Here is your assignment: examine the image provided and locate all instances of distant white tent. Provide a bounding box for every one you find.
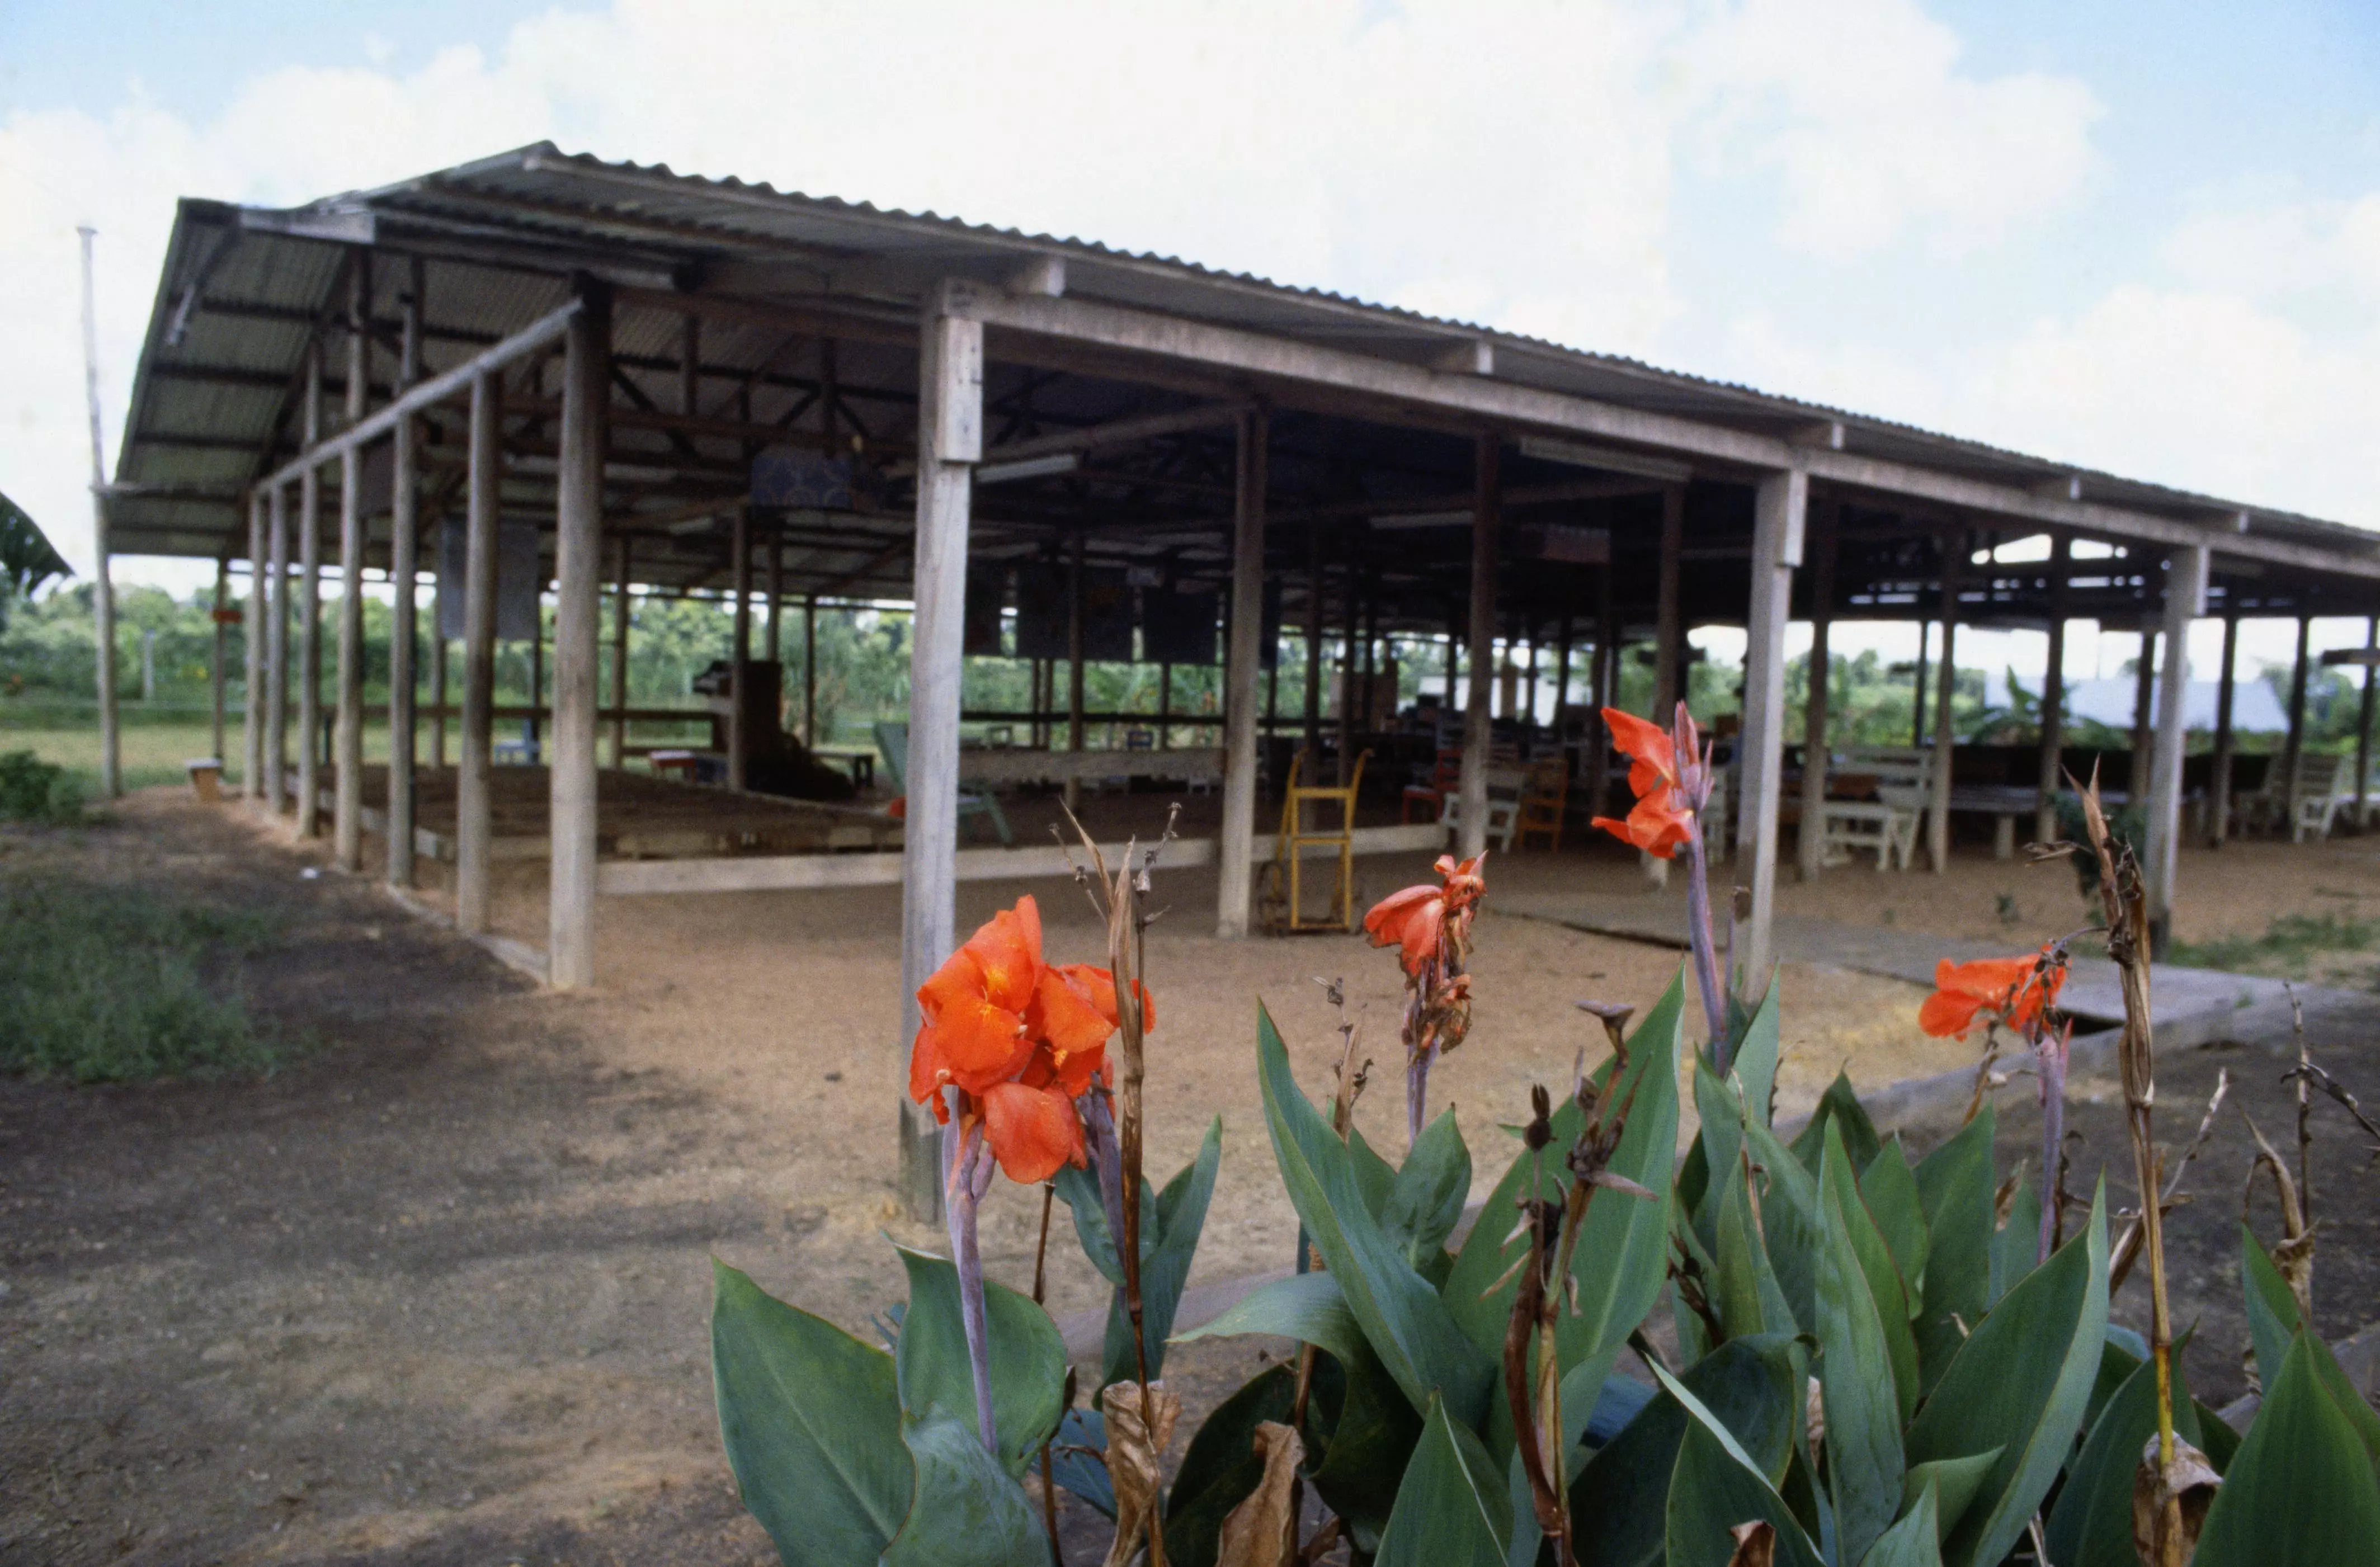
[1985,671,2291,733]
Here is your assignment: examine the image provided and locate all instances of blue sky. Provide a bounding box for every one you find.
[3,1,2376,679]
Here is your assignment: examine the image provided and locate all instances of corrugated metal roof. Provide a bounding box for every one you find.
[107,143,2378,613]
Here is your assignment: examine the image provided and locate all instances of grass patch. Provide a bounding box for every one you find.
[0,870,300,1082]
[2167,912,2380,979]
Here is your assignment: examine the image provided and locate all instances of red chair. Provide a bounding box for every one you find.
[1402,748,1464,824]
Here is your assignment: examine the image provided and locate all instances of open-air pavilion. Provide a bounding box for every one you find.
[105,143,2380,1213]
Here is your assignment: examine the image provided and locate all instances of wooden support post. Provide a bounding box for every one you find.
[1736,468,1804,985]
[530,593,545,750]
[266,483,290,814]
[334,253,369,871]
[729,507,751,791]
[1797,501,1837,881]
[2146,544,2207,952]
[1458,431,1501,860]
[1592,571,1616,822]
[611,535,632,766]
[243,494,265,796]
[78,225,121,799]
[899,286,982,1223]
[2282,613,2312,798]
[765,527,783,669]
[210,557,229,767]
[1929,528,1964,874]
[1218,409,1267,938]
[2130,627,2157,796]
[1910,617,1930,747]
[1063,532,1087,811]
[1337,540,1359,784]
[387,260,422,889]
[2358,617,2378,827]
[1158,662,1172,749]
[296,342,325,839]
[1303,527,1325,763]
[2210,613,2238,846]
[549,279,611,991]
[430,592,448,771]
[803,593,818,746]
[456,371,501,935]
[1553,615,1573,729]
[1645,485,1685,886]
[2035,533,2071,846]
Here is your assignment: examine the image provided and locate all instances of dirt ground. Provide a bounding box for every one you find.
[4,790,2378,1563]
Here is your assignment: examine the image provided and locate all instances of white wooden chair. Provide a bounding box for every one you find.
[1818,748,1931,871]
[1439,764,1524,852]
[2291,753,2348,842]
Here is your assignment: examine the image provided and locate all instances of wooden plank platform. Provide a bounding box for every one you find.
[302,766,903,864]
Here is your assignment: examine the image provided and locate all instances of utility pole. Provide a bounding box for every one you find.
[79,225,121,797]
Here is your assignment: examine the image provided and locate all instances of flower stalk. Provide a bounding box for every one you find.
[1592,702,1728,1056]
[1361,854,1484,1147]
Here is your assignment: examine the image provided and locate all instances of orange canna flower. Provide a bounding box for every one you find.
[908,895,1152,1183]
[1591,707,1699,860]
[1364,854,1486,978]
[1919,944,2066,1040]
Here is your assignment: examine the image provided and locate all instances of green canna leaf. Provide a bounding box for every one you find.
[1898,1449,2000,1545]
[1172,1268,1366,1364]
[1740,1111,1825,1333]
[1818,1125,1908,1567]
[1256,1003,1494,1425]
[876,1414,1051,1567]
[1856,1482,1943,1567]
[1656,1363,1826,1567]
[1858,1135,1929,1313]
[1375,1394,1512,1567]
[1903,1183,2108,1567]
[1910,1107,1994,1398]
[710,1259,911,1567]
[1790,1069,1882,1176]
[1383,1107,1472,1275]
[1729,972,1784,1130]
[1098,1115,1223,1389]
[1161,1363,1297,1567]
[1820,1118,1921,1426]
[892,1245,1068,1481]
[2193,1332,2380,1567]
[1307,1337,1427,1556]
[2240,1223,2380,1462]
[2044,1330,2204,1567]
[1985,1172,2040,1309]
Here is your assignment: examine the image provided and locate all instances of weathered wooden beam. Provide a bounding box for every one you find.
[2146,544,2208,949]
[456,371,501,934]
[1737,467,1804,981]
[1797,500,1836,882]
[334,251,370,871]
[242,494,265,799]
[1929,525,1964,874]
[265,482,290,815]
[900,283,980,1223]
[1458,431,1501,859]
[296,342,325,841]
[387,260,424,890]
[549,281,611,990]
[2035,533,2071,846]
[1217,410,1267,938]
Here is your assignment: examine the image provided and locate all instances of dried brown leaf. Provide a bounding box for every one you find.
[2131,1434,2220,1567]
[1100,1381,1180,1567]
[1727,1519,1777,1567]
[1213,1421,1303,1567]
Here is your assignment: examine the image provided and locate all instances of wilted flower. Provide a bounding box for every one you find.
[1919,944,2066,1041]
[1365,853,1486,1146]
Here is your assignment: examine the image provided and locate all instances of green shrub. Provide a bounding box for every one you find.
[0,748,84,824]
[0,871,294,1082]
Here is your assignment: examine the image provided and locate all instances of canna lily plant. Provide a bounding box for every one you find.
[708,775,2380,1567]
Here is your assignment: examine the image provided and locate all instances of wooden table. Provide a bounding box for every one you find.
[956,747,1223,788]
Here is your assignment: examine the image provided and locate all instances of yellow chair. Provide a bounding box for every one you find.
[1514,756,1568,851]
[1260,748,1372,934]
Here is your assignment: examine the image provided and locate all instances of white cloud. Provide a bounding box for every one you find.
[1684,0,2103,257]
[0,0,2130,591]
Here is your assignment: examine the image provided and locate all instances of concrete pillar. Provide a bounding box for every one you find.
[387,260,422,888]
[2210,613,2239,847]
[2131,628,2158,797]
[266,483,290,814]
[1064,530,1086,813]
[334,253,369,871]
[803,593,818,746]
[2034,533,2071,846]
[899,284,982,1224]
[243,493,266,797]
[456,371,501,935]
[548,280,611,990]
[1457,431,1501,860]
[1736,468,1805,985]
[1928,527,1964,874]
[2146,545,2208,950]
[2281,614,2312,798]
[1797,501,1836,881]
[1217,409,1267,937]
[1302,527,1324,764]
[296,342,324,839]
[2357,617,2378,827]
